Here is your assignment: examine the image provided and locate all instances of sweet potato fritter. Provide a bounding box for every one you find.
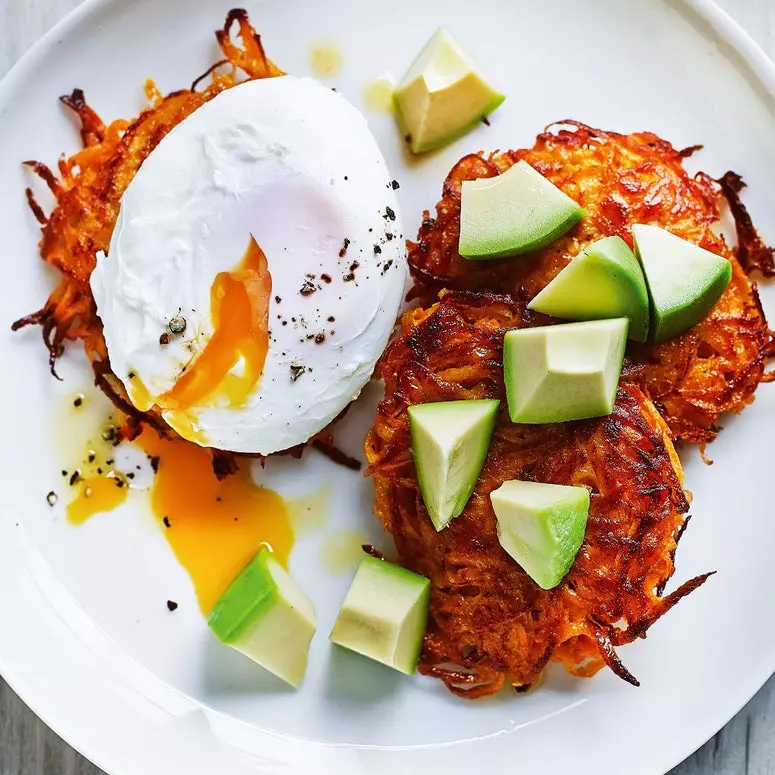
[408,123,774,443]
[12,10,357,472]
[366,291,712,697]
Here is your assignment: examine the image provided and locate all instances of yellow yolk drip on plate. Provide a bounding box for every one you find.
[131,236,272,446]
[67,474,128,525]
[59,391,293,615]
[137,426,292,614]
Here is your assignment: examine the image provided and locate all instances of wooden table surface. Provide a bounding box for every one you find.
[1,0,774,773]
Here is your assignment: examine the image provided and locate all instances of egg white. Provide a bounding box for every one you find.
[91,75,406,454]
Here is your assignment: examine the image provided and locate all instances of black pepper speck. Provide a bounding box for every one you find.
[290,362,306,382]
[169,316,187,335]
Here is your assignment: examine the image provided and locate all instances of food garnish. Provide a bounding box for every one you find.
[632,224,733,342]
[503,318,629,423]
[408,399,499,531]
[208,547,316,688]
[490,480,589,591]
[528,235,650,342]
[329,555,430,675]
[393,27,504,154]
[459,160,585,259]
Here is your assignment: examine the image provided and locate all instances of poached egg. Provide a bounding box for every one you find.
[91,75,406,454]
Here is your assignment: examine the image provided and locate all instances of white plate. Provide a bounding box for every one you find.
[1,1,774,773]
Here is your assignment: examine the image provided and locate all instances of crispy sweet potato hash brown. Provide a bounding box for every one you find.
[408,123,775,444]
[12,10,357,473]
[367,126,774,697]
[366,291,712,697]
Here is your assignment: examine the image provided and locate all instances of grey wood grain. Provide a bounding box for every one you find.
[0,0,774,773]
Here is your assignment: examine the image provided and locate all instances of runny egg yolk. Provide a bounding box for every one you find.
[65,419,293,615]
[131,236,272,444]
[136,426,292,614]
[67,474,128,525]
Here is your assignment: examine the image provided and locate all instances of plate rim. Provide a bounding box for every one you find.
[1,0,774,773]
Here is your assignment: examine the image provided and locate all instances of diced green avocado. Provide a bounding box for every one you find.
[503,318,628,424]
[459,161,585,260]
[528,236,650,342]
[208,548,316,688]
[632,224,733,342]
[490,480,589,590]
[393,27,504,154]
[408,399,499,531]
[329,555,430,675]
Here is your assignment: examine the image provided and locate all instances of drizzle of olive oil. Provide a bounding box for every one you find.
[363,75,396,114]
[310,40,342,77]
[320,528,369,574]
[285,484,330,536]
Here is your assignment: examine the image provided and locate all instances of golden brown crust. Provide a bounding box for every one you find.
[366,291,711,698]
[407,123,772,443]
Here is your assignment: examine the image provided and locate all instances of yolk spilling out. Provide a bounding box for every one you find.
[65,416,293,615]
[136,426,292,614]
[67,474,128,525]
[64,238,287,613]
[132,236,272,444]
